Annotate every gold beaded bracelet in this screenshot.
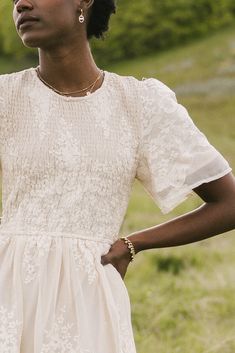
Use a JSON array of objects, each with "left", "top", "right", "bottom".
[{"left": 120, "top": 236, "right": 136, "bottom": 262}]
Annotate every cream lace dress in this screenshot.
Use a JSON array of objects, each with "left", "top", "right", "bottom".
[{"left": 0, "top": 68, "right": 232, "bottom": 353}]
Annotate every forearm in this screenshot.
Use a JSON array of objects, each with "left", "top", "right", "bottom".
[{"left": 129, "top": 201, "right": 235, "bottom": 253}]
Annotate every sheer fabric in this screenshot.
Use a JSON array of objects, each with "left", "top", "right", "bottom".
[{"left": 136, "top": 78, "right": 231, "bottom": 213}]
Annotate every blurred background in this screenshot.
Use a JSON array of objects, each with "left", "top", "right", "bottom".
[{"left": 1, "top": 0, "right": 235, "bottom": 352}]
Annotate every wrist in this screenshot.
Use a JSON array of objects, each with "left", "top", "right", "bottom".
[
  {"left": 120, "top": 236, "right": 136, "bottom": 262},
  {"left": 127, "top": 233, "right": 145, "bottom": 254}
]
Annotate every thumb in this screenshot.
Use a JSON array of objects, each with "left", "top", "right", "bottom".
[{"left": 100, "top": 255, "right": 110, "bottom": 266}]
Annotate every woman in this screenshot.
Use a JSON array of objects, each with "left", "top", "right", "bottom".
[{"left": 0, "top": 0, "right": 234, "bottom": 352}]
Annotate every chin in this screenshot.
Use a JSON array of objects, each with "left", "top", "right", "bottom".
[
  {"left": 20, "top": 33, "right": 52, "bottom": 49},
  {"left": 21, "top": 31, "right": 64, "bottom": 50},
  {"left": 22, "top": 38, "right": 41, "bottom": 48}
]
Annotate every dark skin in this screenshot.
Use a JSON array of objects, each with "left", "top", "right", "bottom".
[
  {"left": 101, "top": 173, "right": 235, "bottom": 279},
  {"left": 13, "top": 0, "right": 235, "bottom": 280},
  {"left": 13, "top": 0, "right": 103, "bottom": 96}
]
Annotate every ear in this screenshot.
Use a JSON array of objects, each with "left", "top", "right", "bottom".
[{"left": 80, "top": 0, "right": 94, "bottom": 10}]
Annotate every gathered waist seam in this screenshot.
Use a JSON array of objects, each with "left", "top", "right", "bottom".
[{"left": 0, "top": 229, "right": 115, "bottom": 244}]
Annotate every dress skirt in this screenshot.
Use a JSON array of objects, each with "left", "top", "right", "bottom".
[{"left": 0, "top": 230, "right": 137, "bottom": 353}]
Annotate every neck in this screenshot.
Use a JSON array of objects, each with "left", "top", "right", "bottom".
[{"left": 37, "top": 41, "right": 101, "bottom": 93}]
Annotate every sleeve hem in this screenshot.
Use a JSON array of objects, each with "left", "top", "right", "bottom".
[{"left": 158, "top": 167, "right": 232, "bottom": 214}]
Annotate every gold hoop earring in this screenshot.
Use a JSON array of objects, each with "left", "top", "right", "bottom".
[{"left": 79, "top": 9, "right": 85, "bottom": 23}]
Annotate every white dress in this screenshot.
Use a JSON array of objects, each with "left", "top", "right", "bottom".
[{"left": 0, "top": 68, "right": 232, "bottom": 353}]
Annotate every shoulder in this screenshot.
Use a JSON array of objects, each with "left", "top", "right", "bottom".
[
  {"left": 0, "top": 67, "right": 34, "bottom": 91},
  {"left": 106, "top": 70, "right": 176, "bottom": 100},
  {"left": 0, "top": 68, "right": 35, "bottom": 106},
  {"left": 0, "top": 72, "right": 12, "bottom": 111},
  {"left": 107, "top": 71, "right": 179, "bottom": 123},
  {"left": 0, "top": 72, "right": 11, "bottom": 94}
]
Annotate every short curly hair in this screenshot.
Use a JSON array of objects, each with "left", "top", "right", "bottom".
[{"left": 87, "top": 0, "right": 116, "bottom": 39}]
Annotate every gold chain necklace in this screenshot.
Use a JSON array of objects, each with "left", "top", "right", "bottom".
[{"left": 35, "top": 66, "right": 104, "bottom": 96}]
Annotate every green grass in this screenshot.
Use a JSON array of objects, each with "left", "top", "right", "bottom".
[
  {"left": 107, "top": 26, "right": 235, "bottom": 353},
  {"left": 1, "top": 26, "right": 235, "bottom": 353}
]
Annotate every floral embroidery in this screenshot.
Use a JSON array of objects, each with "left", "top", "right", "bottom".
[
  {"left": 72, "top": 240, "right": 110, "bottom": 285},
  {"left": 22, "top": 236, "right": 56, "bottom": 284},
  {"left": 21, "top": 235, "right": 111, "bottom": 285},
  {"left": 40, "top": 305, "right": 92, "bottom": 353},
  {"left": 0, "top": 304, "right": 23, "bottom": 353},
  {"left": 136, "top": 77, "right": 231, "bottom": 213},
  {"left": 28, "top": 87, "right": 51, "bottom": 142}
]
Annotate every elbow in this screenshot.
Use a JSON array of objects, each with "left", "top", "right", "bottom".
[
  {"left": 215, "top": 196, "right": 235, "bottom": 230},
  {"left": 202, "top": 195, "right": 235, "bottom": 232},
  {"left": 227, "top": 197, "right": 235, "bottom": 229}
]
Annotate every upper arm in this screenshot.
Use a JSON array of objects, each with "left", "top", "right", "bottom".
[{"left": 193, "top": 172, "right": 235, "bottom": 203}]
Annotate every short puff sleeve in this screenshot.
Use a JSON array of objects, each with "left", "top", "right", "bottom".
[{"left": 135, "top": 78, "right": 232, "bottom": 214}]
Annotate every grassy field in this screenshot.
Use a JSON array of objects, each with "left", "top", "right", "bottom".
[
  {"left": 108, "top": 27, "right": 235, "bottom": 353},
  {"left": 1, "top": 26, "right": 235, "bottom": 353}
]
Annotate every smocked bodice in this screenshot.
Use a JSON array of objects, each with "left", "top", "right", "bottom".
[{"left": 0, "top": 69, "right": 140, "bottom": 242}]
